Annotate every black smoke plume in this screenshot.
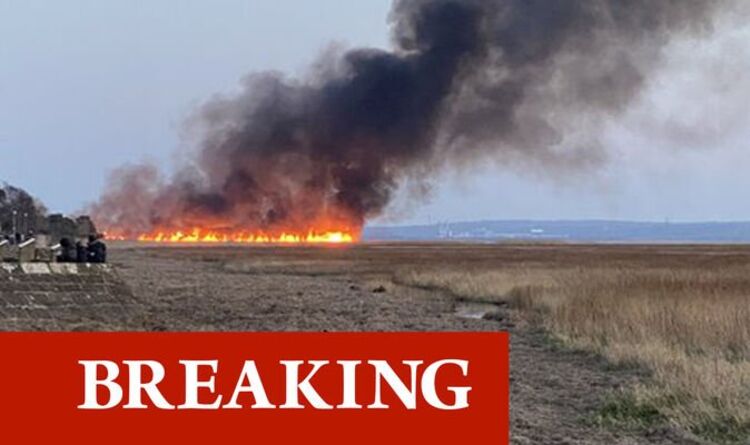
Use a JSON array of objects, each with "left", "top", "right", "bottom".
[{"left": 92, "top": 0, "right": 729, "bottom": 237}]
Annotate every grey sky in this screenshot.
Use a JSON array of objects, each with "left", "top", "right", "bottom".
[{"left": 2, "top": 0, "right": 749, "bottom": 223}]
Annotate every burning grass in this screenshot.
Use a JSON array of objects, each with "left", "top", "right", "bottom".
[
  {"left": 136, "top": 228, "right": 355, "bottom": 244},
  {"left": 107, "top": 228, "right": 357, "bottom": 245},
  {"left": 396, "top": 263, "right": 750, "bottom": 443}
]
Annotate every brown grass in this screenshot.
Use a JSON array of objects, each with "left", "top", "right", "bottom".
[{"left": 396, "top": 262, "right": 750, "bottom": 442}]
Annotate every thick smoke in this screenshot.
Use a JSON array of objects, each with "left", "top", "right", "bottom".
[{"left": 92, "top": 0, "right": 728, "bottom": 237}]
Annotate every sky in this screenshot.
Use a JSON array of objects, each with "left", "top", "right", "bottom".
[{"left": 1, "top": 0, "right": 750, "bottom": 224}]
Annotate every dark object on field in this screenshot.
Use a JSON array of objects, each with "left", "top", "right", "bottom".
[
  {"left": 75, "top": 241, "right": 87, "bottom": 263},
  {"left": 56, "top": 238, "right": 76, "bottom": 263},
  {"left": 87, "top": 235, "right": 107, "bottom": 264},
  {"left": 372, "top": 286, "right": 387, "bottom": 294},
  {"left": 482, "top": 311, "right": 504, "bottom": 322}
]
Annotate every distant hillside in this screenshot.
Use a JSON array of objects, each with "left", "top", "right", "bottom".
[{"left": 363, "top": 220, "right": 750, "bottom": 243}]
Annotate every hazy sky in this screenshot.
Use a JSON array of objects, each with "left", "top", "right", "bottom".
[{"left": 2, "top": 0, "right": 749, "bottom": 223}]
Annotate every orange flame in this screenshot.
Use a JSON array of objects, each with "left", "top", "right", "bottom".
[{"left": 121, "top": 228, "right": 356, "bottom": 244}]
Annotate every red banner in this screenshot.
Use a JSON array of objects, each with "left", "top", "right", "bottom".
[{"left": 0, "top": 332, "right": 508, "bottom": 444}]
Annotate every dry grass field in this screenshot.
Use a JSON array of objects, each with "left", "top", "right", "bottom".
[
  {"left": 395, "top": 247, "right": 750, "bottom": 443},
  {"left": 103, "top": 242, "right": 750, "bottom": 444}
]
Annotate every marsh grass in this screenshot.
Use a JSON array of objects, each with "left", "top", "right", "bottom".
[{"left": 396, "top": 264, "right": 750, "bottom": 443}]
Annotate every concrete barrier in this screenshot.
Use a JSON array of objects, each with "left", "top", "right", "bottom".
[
  {"left": 17, "top": 238, "right": 36, "bottom": 263},
  {"left": 0, "top": 263, "right": 145, "bottom": 330},
  {"left": 34, "top": 246, "right": 55, "bottom": 263}
]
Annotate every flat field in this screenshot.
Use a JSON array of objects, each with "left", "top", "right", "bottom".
[{"left": 108, "top": 242, "right": 750, "bottom": 444}]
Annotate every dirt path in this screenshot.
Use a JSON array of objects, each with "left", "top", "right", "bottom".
[
  {"left": 109, "top": 246, "right": 704, "bottom": 444},
  {"left": 506, "top": 324, "right": 703, "bottom": 444},
  {"left": 452, "top": 301, "right": 699, "bottom": 444}
]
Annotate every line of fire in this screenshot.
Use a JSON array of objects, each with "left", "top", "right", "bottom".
[{"left": 1, "top": 182, "right": 355, "bottom": 266}]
